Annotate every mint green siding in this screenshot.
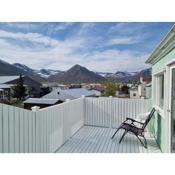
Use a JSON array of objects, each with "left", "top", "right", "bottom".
[
  {"left": 153, "top": 49, "right": 175, "bottom": 74},
  {"left": 151, "top": 48, "right": 175, "bottom": 152},
  {"left": 149, "top": 112, "right": 165, "bottom": 151}
]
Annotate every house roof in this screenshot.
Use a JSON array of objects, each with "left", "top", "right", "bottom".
[
  {"left": 88, "top": 89, "right": 101, "bottom": 94},
  {"left": 145, "top": 24, "right": 175, "bottom": 65},
  {"left": 0, "top": 76, "right": 19, "bottom": 84},
  {"left": 0, "top": 84, "right": 14, "bottom": 89},
  {"left": 129, "top": 88, "right": 138, "bottom": 91},
  {"left": 24, "top": 98, "right": 60, "bottom": 104},
  {"left": 42, "top": 88, "right": 96, "bottom": 101},
  {"left": 63, "top": 88, "right": 95, "bottom": 98}
]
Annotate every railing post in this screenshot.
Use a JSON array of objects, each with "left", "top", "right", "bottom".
[
  {"left": 66, "top": 99, "right": 70, "bottom": 103},
  {"left": 31, "top": 106, "right": 40, "bottom": 153},
  {"left": 31, "top": 106, "right": 40, "bottom": 112},
  {"left": 81, "top": 95, "right": 85, "bottom": 125}
]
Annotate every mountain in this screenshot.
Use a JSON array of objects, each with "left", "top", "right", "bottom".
[
  {"left": 35, "top": 69, "right": 63, "bottom": 78},
  {"left": 115, "top": 68, "right": 152, "bottom": 83},
  {"left": 14, "top": 63, "right": 62, "bottom": 78},
  {"left": 0, "top": 59, "right": 24, "bottom": 76},
  {"left": 0, "top": 58, "right": 151, "bottom": 84},
  {"left": 0, "top": 60, "right": 45, "bottom": 82},
  {"left": 115, "top": 71, "right": 137, "bottom": 78},
  {"left": 95, "top": 72, "right": 114, "bottom": 77},
  {"left": 13, "top": 63, "right": 35, "bottom": 74},
  {"left": 49, "top": 64, "right": 106, "bottom": 83},
  {"left": 13, "top": 63, "right": 47, "bottom": 82},
  {"left": 96, "top": 68, "right": 151, "bottom": 83},
  {"left": 95, "top": 71, "right": 138, "bottom": 78}
]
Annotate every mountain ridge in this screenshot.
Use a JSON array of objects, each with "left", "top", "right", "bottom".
[
  {"left": 0, "top": 59, "right": 151, "bottom": 83},
  {"left": 48, "top": 64, "right": 106, "bottom": 83}
]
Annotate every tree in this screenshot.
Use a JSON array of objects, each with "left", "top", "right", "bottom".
[
  {"left": 12, "top": 74, "right": 26, "bottom": 100},
  {"left": 104, "top": 81, "right": 118, "bottom": 97},
  {"left": 121, "top": 84, "right": 129, "bottom": 94}
]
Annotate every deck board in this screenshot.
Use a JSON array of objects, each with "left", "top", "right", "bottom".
[{"left": 57, "top": 126, "right": 161, "bottom": 153}]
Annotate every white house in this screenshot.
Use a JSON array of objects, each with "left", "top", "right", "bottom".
[{"left": 129, "top": 87, "right": 140, "bottom": 99}]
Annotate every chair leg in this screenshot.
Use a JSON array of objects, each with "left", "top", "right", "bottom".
[
  {"left": 119, "top": 130, "right": 128, "bottom": 144},
  {"left": 142, "top": 135, "right": 147, "bottom": 148},
  {"left": 111, "top": 127, "right": 121, "bottom": 139},
  {"left": 136, "top": 135, "right": 147, "bottom": 149}
]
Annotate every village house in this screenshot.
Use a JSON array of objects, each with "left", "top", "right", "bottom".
[{"left": 0, "top": 75, "right": 43, "bottom": 100}]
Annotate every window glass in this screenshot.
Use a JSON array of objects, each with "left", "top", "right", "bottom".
[
  {"left": 159, "top": 74, "right": 164, "bottom": 108},
  {"left": 155, "top": 74, "right": 164, "bottom": 109}
]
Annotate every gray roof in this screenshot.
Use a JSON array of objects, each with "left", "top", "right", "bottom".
[
  {"left": 42, "top": 90, "right": 74, "bottom": 101},
  {"left": 0, "top": 76, "right": 19, "bottom": 84},
  {"left": 42, "top": 88, "right": 96, "bottom": 101},
  {"left": 129, "top": 87, "right": 138, "bottom": 91},
  {"left": 0, "top": 84, "right": 14, "bottom": 89},
  {"left": 24, "top": 98, "right": 60, "bottom": 104}
]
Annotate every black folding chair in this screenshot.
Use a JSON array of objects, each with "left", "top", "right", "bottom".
[{"left": 111, "top": 108, "right": 156, "bottom": 148}]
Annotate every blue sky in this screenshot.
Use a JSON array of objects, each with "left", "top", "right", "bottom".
[{"left": 0, "top": 22, "right": 173, "bottom": 72}]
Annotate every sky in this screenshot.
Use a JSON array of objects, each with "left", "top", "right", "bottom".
[{"left": 0, "top": 22, "right": 173, "bottom": 73}]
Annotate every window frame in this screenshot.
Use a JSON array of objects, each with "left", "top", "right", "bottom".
[{"left": 153, "top": 70, "right": 165, "bottom": 116}]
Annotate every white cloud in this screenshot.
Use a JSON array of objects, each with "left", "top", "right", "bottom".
[
  {"left": 48, "top": 49, "right": 149, "bottom": 72},
  {"left": 0, "top": 30, "right": 60, "bottom": 46},
  {"left": 0, "top": 27, "right": 149, "bottom": 72},
  {"left": 52, "top": 23, "right": 74, "bottom": 31},
  {"left": 76, "top": 23, "right": 96, "bottom": 36},
  {"left": 5, "top": 22, "right": 39, "bottom": 30},
  {"left": 108, "top": 23, "right": 147, "bottom": 35},
  {"left": 106, "top": 36, "right": 141, "bottom": 45},
  {"left": 0, "top": 29, "right": 88, "bottom": 69}
]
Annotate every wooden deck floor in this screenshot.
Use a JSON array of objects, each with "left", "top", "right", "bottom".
[{"left": 56, "top": 126, "right": 161, "bottom": 153}]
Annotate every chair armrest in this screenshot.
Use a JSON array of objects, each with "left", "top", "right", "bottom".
[{"left": 125, "top": 117, "right": 144, "bottom": 125}]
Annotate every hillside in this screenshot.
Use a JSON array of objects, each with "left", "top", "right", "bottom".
[{"left": 49, "top": 64, "right": 106, "bottom": 83}]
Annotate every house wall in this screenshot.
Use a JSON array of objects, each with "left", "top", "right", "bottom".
[
  {"left": 129, "top": 90, "right": 139, "bottom": 99},
  {"left": 148, "top": 112, "right": 166, "bottom": 152},
  {"left": 138, "top": 84, "right": 146, "bottom": 97},
  {"left": 153, "top": 49, "right": 175, "bottom": 74},
  {"left": 151, "top": 48, "right": 175, "bottom": 152},
  {"left": 145, "top": 86, "right": 152, "bottom": 99}
]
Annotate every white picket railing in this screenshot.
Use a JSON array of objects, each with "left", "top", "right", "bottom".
[
  {"left": 0, "top": 103, "right": 36, "bottom": 153},
  {"left": 35, "top": 98, "right": 84, "bottom": 153},
  {"left": 0, "top": 97, "right": 84, "bottom": 153},
  {"left": 84, "top": 97, "right": 152, "bottom": 128},
  {"left": 0, "top": 96, "right": 151, "bottom": 153}
]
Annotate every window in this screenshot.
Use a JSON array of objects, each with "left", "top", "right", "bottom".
[
  {"left": 155, "top": 73, "right": 164, "bottom": 109},
  {"left": 133, "top": 93, "right": 136, "bottom": 97}
]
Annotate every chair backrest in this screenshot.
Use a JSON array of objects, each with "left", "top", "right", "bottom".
[{"left": 142, "top": 108, "right": 156, "bottom": 130}]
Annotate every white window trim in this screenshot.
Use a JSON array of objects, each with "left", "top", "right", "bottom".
[
  {"left": 166, "top": 62, "right": 175, "bottom": 152},
  {"left": 163, "top": 58, "right": 175, "bottom": 153},
  {"left": 153, "top": 70, "right": 166, "bottom": 119}
]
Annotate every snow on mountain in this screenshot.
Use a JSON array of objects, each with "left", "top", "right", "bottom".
[
  {"left": 95, "top": 71, "right": 138, "bottom": 78},
  {"left": 13, "top": 63, "right": 63, "bottom": 78},
  {"left": 35, "top": 69, "right": 63, "bottom": 78},
  {"left": 115, "top": 71, "right": 138, "bottom": 77},
  {"left": 95, "top": 72, "right": 114, "bottom": 77},
  {"left": 14, "top": 63, "right": 34, "bottom": 73}
]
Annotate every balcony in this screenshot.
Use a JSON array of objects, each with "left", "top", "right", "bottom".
[
  {"left": 0, "top": 97, "right": 161, "bottom": 153},
  {"left": 57, "top": 126, "right": 160, "bottom": 153}
]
